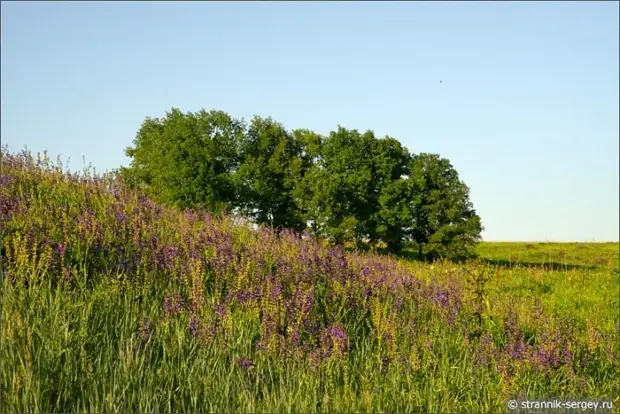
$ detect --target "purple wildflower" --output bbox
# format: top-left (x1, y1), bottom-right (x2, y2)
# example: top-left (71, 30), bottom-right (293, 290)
top-left (534, 348), bottom-right (560, 370)
top-left (476, 333), bottom-right (493, 367)
top-left (215, 303), bottom-right (227, 320)
top-left (290, 328), bottom-right (300, 346)
top-left (434, 288), bottom-right (449, 308)
top-left (271, 283), bottom-right (283, 300)
top-left (322, 324), bottom-right (349, 358)
top-left (561, 348), bottom-right (573, 365)
top-left (163, 293), bottom-right (185, 316)
top-left (235, 358), bottom-right (254, 369)
top-left (507, 339), bottom-right (526, 360)
top-left (301, 291), bottom-right (314, 314)
top-left (55, 243), bottom-right (66, 256)
top-left (159, 245), bottom-right (179, 271)
top-left (189, 315), bottom-right (202, 337)
top-left (236, 290), bottom-right (251, 305)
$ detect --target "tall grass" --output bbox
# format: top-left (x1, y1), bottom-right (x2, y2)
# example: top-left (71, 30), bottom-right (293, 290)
top-left (1, 149), bottom-right (618, 412)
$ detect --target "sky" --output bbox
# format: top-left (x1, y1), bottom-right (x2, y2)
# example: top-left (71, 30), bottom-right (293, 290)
top-left (1, 1), bottom-right (618, 242)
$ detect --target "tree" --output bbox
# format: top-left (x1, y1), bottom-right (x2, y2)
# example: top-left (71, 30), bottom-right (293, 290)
top-left (290, 129), bottom-right (325, 234)
top-left (375, 176), bottom-right (417, 253)
top-left (407, 153), bottom-right (483, 261)
top-left (121, 108), bottom-right (244, 213)
top-left (235, 116), bottom-right (305, 233)
top-left (121, 107), bottom-right (483, 260)
top-left (369, 137), bottom-right (411, 251)
top-left (294, 127), bottom-right (377, 246)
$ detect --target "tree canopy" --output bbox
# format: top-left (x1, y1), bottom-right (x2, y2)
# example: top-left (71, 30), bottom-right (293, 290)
top-left (121, 108), bottom-right (244, 214)
top-left (122, 107), bottom-right (483, 260)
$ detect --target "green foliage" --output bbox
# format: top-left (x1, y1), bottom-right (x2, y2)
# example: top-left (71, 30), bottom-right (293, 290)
top-left (122, 108), bottom-right (483, 257)
top-left (297, 127), bottom-right (377, 246)
top-left (376, 178), bottom-right (415, 253)
top-left (235, 116), bottom-right (305, 232)
top-left (407, 153), bottom-right (483, 261)
top-left (290, 129), bottom-right (325, 235)
top-left (123, 108), bottom-right (244, 213)
top-left (370, 136), bottom-right (411, 251)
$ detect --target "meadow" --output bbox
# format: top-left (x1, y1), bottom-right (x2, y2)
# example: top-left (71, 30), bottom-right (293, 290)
top-left (1, 150), bottom-right (618, 413)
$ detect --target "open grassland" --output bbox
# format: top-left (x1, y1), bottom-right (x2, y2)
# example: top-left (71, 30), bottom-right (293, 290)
top-left (477, 241), bottom-right (619, 271)
top-left (1, 151), bottom-right (619, 413)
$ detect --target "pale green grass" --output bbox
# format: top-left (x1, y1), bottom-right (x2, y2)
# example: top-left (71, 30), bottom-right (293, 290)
top-left (476, 241), bottom-right (619, 271)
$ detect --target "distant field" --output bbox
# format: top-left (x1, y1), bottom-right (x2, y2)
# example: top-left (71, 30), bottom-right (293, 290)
top-left (476, 241), bottom-right (619, 271)
top-left (399, 241), bottom-right (619, 337)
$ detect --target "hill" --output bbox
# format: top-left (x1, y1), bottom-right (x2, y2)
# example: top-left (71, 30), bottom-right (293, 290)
top-left (1, 150), bottom-right (618, 412)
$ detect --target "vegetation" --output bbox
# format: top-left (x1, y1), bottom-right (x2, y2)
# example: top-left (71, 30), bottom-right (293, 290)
top-left (120, 108), bottom-right (482, 260)
top-left (2, 149), bottom-right (618, 413)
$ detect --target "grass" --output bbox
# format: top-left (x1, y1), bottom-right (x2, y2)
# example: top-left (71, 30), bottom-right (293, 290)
top-left (1, 150), bottom-right (619, 413)
top-left (477, 241), bottom-right (619, 271)
top-left (477, 242), bottom-right (618, 337)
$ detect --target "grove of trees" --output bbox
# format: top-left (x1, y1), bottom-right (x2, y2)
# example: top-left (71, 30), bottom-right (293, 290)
top-left (120, 107), bottom-right (483, 260)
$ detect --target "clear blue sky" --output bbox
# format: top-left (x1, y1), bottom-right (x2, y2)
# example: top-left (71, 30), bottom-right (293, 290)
top-left (1, 1), bottom-right (618, 242)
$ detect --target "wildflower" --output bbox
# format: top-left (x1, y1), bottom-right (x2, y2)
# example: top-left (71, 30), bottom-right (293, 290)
top-left (62, 267), bottom-right (74, 284)
top-left (290, 327), bottom-right (300, 346)
top-left (507, 339), bottom-right (526, 361)
top-left (561, 348), bottom-right (573, 365)
top-left (301, 291), bottom-right (314, 314)
top-left (163, 293), bottom-right (185, 316)
top-left (434, 288), bottom-right (449, 308)
top-left (271, 283), bottom-right (283, 300)
top-left (381, 354), bottom-right (390, 370)
top-left (55, 243), bottom-right (66, 256)
top-left (235, 358), bottom-right (254, 369)
top-left (138, 318), bottom-right (153, 343)
top-left (322, 324), bottom-right (349, 358)
top-left (309, 348), bottom-right (322, 369)
top-left (251, 286), bottom-right (262, 302)
top-left (476, 333), bottom-right (493, 367)
top-left (158, 245), bottom-right (179, 272)
top-left (215, 302), bottom-right (227, 320)
top-left (305, 320), bottom-right (321, 335)
top-left (236, 290), bottom-right (251, 305)
top-left (189, 315), bottom-right (202, 337)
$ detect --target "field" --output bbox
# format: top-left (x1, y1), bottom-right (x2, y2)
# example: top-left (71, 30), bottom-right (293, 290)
top-left (1, 151), bottom-right (619, 413)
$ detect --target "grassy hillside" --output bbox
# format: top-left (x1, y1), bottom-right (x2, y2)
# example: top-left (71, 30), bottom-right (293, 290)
top-left (1, 150), bottom-right (618, 413)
